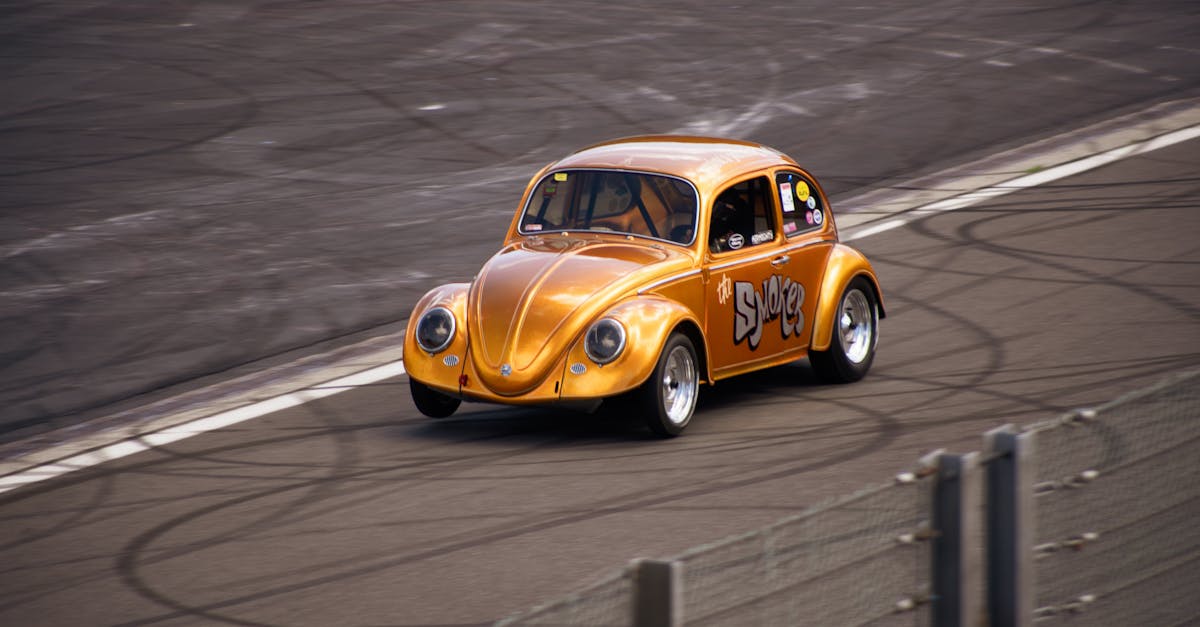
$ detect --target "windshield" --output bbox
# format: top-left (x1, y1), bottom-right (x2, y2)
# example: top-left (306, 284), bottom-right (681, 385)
top-left (518, 169), bottom-right (698, 245)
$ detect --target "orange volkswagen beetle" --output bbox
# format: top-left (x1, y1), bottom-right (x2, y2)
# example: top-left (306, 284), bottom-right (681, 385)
top-left (404, 136), bottom-right (884, 436)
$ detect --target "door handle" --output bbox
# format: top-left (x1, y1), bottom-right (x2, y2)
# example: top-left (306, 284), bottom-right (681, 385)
top-left (771, 255), bottom-right (791, 267)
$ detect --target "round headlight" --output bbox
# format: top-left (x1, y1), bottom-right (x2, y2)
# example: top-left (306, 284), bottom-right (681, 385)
top-left (584, 318), bottom-right (626, 365)
top-left (416, 306), bottom-right (456, 354)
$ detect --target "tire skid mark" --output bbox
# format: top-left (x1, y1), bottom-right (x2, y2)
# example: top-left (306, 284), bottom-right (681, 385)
top-left (108, 407), bottom-right (898, 623)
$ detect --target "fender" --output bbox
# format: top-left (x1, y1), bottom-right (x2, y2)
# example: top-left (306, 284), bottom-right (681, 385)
top-left (810, 244), bottom-right (886, 351)
top-left (403, 283), bottom-right (471, 395)
top-left (559, 296), bottom-right (706, 400)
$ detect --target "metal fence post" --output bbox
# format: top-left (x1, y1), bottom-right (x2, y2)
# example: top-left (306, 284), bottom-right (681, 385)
top-left (631, 558), bottom-right (682, 627)
top-left (985, 425), bottom-right (1034, 627)
top-left (931, 451), bottom-right (980, 627)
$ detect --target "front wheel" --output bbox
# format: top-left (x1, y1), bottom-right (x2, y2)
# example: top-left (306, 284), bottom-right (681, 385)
top-left (639, 333), bottom-right (700, 437)
top-left (410, 379), bottom-right (461, 418)
top-left (809, 277), bottom-right (879, 383)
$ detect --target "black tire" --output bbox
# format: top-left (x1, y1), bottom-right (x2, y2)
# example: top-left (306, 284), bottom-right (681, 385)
top-left (639, 333), bottom-right (700, 437)
top-left (410, 379), bottom-right (461, 418)
top-left (809, 277), bottom-right (879, 383)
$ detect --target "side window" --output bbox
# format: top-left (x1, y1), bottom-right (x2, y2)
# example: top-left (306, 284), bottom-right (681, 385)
top-left (709, 176), bottom-right (776, 254)
top-left (775, 171), bottom-right (826, 237)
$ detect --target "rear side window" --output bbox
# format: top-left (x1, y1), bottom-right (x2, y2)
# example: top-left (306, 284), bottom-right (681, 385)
top-left (776, 171), bottom-right (826, 237)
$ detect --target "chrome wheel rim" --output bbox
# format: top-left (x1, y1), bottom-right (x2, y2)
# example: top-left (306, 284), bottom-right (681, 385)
top-left (840, 288), bottom-right (875, 364)
top-left (661, 345), bottom-right (698, 426)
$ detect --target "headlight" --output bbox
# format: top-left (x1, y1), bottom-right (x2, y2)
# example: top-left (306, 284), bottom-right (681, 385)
top-left (416, 306), bottom-right (456, 354)
top-left (584, 318), bottom-right (626, 365)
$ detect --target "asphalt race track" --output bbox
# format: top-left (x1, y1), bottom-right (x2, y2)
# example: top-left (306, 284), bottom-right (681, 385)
top-left (2, 0), bottom-right (1198, 433)
top-left (1, 1), bottom-right (1199, 625)
top-left (2, 136), bottom-right (1197, 625)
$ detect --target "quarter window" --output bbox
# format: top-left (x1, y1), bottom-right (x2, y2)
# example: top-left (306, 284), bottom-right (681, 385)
top-left (775, 171), bottom-right (826, 237)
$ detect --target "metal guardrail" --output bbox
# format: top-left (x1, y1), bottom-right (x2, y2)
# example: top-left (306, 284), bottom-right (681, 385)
top-left (497, 369), bottom-right (1200, 626)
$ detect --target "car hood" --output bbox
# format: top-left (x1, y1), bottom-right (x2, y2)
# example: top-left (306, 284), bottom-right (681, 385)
top-left (468, 236), bottom-right (692, 396)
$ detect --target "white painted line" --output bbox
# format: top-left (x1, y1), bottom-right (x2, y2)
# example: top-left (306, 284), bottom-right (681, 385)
top-left (0, 361), bottom-right (407, 495)
top-left (843, 124), bottom-right (1200, 241)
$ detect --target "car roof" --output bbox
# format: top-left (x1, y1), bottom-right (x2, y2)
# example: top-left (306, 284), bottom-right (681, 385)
top-left (548, 135), bottom-right (801, 194)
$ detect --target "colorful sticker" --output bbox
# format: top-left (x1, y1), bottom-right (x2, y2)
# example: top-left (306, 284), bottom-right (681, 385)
top-left (783, 221), bottom-right (798, 234)
top-left (543, 183), bottom-right (557, 197)
top-left (796, 181), bottom-right (811, 202)
top-left (805, 210), bottom-right (814, 225)
top-left (554, 172), bottom-right (568, 182)
top-left (813, 209), bottom-right (823, 225)
top-left (750, 230), bottom-right (774, 245)
top-left (526, 223), bottom-right (543, 231)
top-left (728, 233), bottom-right (745, 250)
top-left (806, 196), bottom-right (816, 210)
top-left (779, 182), bottom-right (796, 213)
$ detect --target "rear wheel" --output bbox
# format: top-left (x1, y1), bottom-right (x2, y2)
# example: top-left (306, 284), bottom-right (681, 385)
top-left (410, 379), bottom-right (461, 418)
top-left (640, 333), bottom-right (700, 437)
top-left (810, 277), bottom-right (879, 383)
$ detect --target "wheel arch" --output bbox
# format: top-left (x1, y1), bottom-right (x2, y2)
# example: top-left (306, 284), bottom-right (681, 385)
top-left (670, 318), bottom-right (711, 385)
top-left (811, 244), bottom-right (885, 352)
top-left (560, 296), bottom-right (706, 399)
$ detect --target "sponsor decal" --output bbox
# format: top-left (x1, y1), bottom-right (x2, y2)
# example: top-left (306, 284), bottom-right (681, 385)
top-left (733, 274), bottom-right (805, 350)
top-left (728, 233), bottom-right (744, 249)
top-left (543, 183), bottom-right (557, 197)
top-left (805, 210), bottom-right (814, 225)
top-left (780, 182), bottom-right (796, 213)
top-left (812, 209), bottom-right (823, 225)
top-left (526, 223), bottom-right (543, 231)
top-left (554, 172), bottom-right (568, 182)
top-left (750, 229), bottom-right (774, 245)
top-left (796, 181), bottom-right (811, 202)
top-left (806, 196), bottom-right (816, 210)
top-left (783, 221), bottom-right (798, 234)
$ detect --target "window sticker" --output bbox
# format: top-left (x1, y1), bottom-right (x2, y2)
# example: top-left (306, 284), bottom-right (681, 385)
top-left (728, 233), bottom-right (745, 250)
top-left (751, 230), bottom-right (774, 245)
top-left (805, 210), bottom-right (814, 225)
top-left (779, 182), bottom-right (796, 213)
top-left (796, 181), bottom-right (810, 202)
top-left (554, 172), bottom-right (568, 182)
top-left (526, 223), bottom-right (543, 231)
top-left (806, 196), bottom-right (816, 210)
top-left (543, 183), bottom-right (557, 197)
top-left (784, 221), bottom-right (798, 234)
top-left (813, 209), bottom-right (823, 225)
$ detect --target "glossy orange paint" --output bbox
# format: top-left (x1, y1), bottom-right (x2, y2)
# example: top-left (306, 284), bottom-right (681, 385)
top-left (404, 135), bottom-right (884, 412)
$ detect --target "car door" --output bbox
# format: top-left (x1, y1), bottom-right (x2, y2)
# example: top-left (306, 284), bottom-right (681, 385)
top-left (704, 174), bottom-right (797, 375)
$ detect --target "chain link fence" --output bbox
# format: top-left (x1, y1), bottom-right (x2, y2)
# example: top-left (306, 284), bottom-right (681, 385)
top-left (678, 477), bottom-right (932, 626)
top-left (497, 369), bottom-right (1200, 626)
top-left (1024, 370), bottom-right (1200, 625)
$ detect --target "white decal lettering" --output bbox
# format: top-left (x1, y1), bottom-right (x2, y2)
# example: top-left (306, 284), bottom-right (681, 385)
top-left (732, 273), bottom-right (805, 349)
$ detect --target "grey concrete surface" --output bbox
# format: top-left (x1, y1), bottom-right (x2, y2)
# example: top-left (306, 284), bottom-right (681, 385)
top-left (0, 135), bottom-right (1196, 626)
top-left (2, 0), bottom-right (1199, 433)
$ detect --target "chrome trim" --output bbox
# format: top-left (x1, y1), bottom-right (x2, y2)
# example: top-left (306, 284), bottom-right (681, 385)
top-left (638, 269), bottom-right (703, 295)
top-left (707, 238), bottom-right (834, 271)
